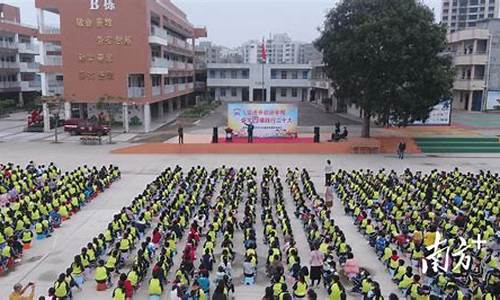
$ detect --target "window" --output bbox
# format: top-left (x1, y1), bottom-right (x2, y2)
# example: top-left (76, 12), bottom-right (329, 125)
top-left (231, 70), bottom-right (237, 79)
top-left (242, 70), bottom-right (249, 78)
top-left (220, 88), bottom-right (226, 97)
top-left (280, 88), bottom-right (287, 97)
top-left (271, 70), bottom-right (277, 79)
top-left (281, 71), bottom-right (287, 79)
top-left (302, 71), bottom-right (309, 79)
top-left (220, 70), bottom-right (226, 79)
top-left (292, 71), bottom-right (298, 79)
top-left (209, 70), bottom-right (215, 78)
top-left (231, 88), bottom-right (237, 97)
top-left (292, 88), bottom-right (298, 97)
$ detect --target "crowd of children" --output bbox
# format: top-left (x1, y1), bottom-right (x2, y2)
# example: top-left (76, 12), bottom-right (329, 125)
top-left (285, 168), bottom-right (386, 300)
top-left (0, 162), bottom-right (120, 275)
top-left (332, 168), bottom-right (500, 299)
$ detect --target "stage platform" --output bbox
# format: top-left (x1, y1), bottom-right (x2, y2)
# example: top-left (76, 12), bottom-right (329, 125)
top-left (112, 136), bottom-right (421, 155)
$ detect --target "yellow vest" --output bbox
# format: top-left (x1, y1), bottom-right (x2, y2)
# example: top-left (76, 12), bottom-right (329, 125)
top-left (149, 278), bottom-right (162, 295)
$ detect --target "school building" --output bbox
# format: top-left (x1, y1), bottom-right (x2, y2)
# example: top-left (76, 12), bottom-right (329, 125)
top-left (36, 0), bottom-right (206, 132)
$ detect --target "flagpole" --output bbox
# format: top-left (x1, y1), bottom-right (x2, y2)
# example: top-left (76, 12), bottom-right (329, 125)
top-left (262, 37), bottom-right (265, 102)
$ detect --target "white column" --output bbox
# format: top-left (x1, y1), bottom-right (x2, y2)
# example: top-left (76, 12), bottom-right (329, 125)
top-left (266, 87), bottom-right (271, 102)
top-left (249, 87), bottom-right (254, 102)
top-left (468, 92), bottom-right (473, 112)
top-left (122, 103), bottom-right (129, 133)
top-left (158, 101), bottom-right (164, 119)
top-left (143, 103), bottom-right (151, 133)
top-left (307, 88), bottom-right (312, 102)
top-left (37, 9), bottom-right (45, 33)
top-left (64, 102), bottom-right (71, 120)
top-left (43, 103), bottom-right (50, 132)
top-left (167, 99), bottom-right (174, 113)
top-left (37, 9), bottom-right (48, 97)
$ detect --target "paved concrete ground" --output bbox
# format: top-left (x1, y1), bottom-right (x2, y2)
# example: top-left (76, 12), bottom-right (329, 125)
top-left (1, 141), bottom-right (499, 299)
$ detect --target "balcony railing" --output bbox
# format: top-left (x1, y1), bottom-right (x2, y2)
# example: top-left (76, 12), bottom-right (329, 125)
top-left (21, 81), bottom-right (42, 90)
top-left (0, 81), bottom-right (20, 89)
top-left (0, 61), bottom-right (20, 69)
top-left (48, 85), bottom-right (64, 95)
top-left (128, 86), bottom-right (145, 98)
top-left (164, 84), bottom-right (175, 94)
top-left (18, 43), bottom-right (39, 53)
top-left (194, 62), bottom-right (207, 69)
top-left (152, 86), bottom-right (161, 96)
top-left (186, 82), bottom-right (194, 90)
top-left (41, 25), bottom-right (61, 34)
top-left (178, 84), bottom-right (186, 91)
top-left (168, 36), bottom-right (192, 51)
top-left (185, 63), bottom-right (194, 71)
top-left (20, 62), bottom-right (39, 71)
top-left (45, 43), bottom-right (62, 52)
top-left (0, 41), bottom-right (17, 49)
top-left (45, 55), bottom-right (62, 66)
top-left (150, 25), bottom-right (168, 41)
top-left (151, 57), bottom-right (169, 68)
top-left (195, 82), bottom-right (206, 89)
top-left (167, 60), bottom-right (182, 69)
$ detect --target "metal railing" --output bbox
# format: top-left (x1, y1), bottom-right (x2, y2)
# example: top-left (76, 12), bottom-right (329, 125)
top-left (0, 41), bottom-right (17, 49)
top-left (41, 25), bottom-right (61, 34)
top-left (0, 61), bottom-right (20, 69)
top-left (186, 82), bottom-right (194, 90)
top-left (48, 85), bottom-right (64, 95)
top-left (152, 86), bottom-right (161, 96)
top-left (164, 85), bottom-right (175, 94)
top-left (151, 57), bottom-right (169, 68)
top-left (20, 62), bottom-right (39, 71)
top-left (18, 43), bottom-right (39, 53)
top-left (0, 81), bottom-right (20, 89)
top-left (128, 87), bottom-right (145, 98)
top-left (45, 55), bottom-right (62, 66)
top-left (178, 83), bottom-right (186, 91)
top-left (150, 25), bottom-right (169, 41)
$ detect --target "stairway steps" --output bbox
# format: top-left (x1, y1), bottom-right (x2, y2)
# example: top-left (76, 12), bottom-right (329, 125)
top-left (415, 136), bottom-right (500, 153)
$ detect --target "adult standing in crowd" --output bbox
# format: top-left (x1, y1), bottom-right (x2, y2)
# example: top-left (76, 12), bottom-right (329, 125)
top-left (245, 122), bottom-right (255, 143)
top-left (178, 126), bottom-right (184, 144)
top-left (324, 160), bottom-right (333, 186)
top-left (9, 282), bottom-right (35, 300)
top-left (397, 140), bottom-right (406, 159)
top-left (309, 245), bottom-right (324, 287)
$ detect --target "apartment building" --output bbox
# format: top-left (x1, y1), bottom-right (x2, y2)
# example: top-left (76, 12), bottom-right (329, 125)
top-left (207, 63), bottom-right (313, 102)
top-left (442, 0), bottom-right (500, 32)
top-left (447, 18), bottom-right (500, 111)
top-left (36, 0), bottom-right (206, 133)
top-left (241, 34), bottom-right (321, 64)
top-left (0, 3), bottom-right (40, 107)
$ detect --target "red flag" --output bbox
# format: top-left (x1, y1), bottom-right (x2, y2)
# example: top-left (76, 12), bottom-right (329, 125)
top-left (261, 38), bottom-right (267, 63)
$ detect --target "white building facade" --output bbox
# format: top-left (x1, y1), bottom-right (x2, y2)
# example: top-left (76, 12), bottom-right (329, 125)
top-left (442, 0), bottom-right (500, 33)
top-left (207, 63), bottom-right (332, 104)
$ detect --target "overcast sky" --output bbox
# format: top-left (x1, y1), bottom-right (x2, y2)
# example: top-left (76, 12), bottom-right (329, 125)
top-left (5, 0), bottom-right (441, 47)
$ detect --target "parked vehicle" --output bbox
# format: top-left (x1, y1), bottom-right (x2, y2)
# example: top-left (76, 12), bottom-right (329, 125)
top-left (64, 119), bottom-right (110, 136)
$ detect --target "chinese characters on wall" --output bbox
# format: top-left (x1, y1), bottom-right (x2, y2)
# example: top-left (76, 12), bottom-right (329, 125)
top-left (77, 0), bottom-right (132, 81)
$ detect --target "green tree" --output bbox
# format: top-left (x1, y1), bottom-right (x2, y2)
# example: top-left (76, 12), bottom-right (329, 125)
top-left (315, 0), bottom-right (454, 137)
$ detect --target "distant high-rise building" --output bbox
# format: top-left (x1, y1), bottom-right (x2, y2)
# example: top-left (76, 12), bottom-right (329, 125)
top-left (241, 34), bottom-right (322, 64)
top-left (441, 0), bottom-right (500, 32)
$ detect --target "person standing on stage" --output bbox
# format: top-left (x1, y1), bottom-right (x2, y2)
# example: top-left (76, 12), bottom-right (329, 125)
top-left (325, 160), bottom-right (333, 186)
top-left (178, 126), bottom-right (184, 144)
top-left (244, 122), bottom-right (255, 143)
